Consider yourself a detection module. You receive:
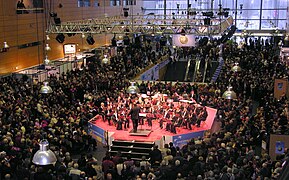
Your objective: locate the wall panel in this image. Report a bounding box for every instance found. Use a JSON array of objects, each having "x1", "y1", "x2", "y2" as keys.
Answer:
[{"x1": 0, "y1": 0, "x2": 143, "y2": 74}]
